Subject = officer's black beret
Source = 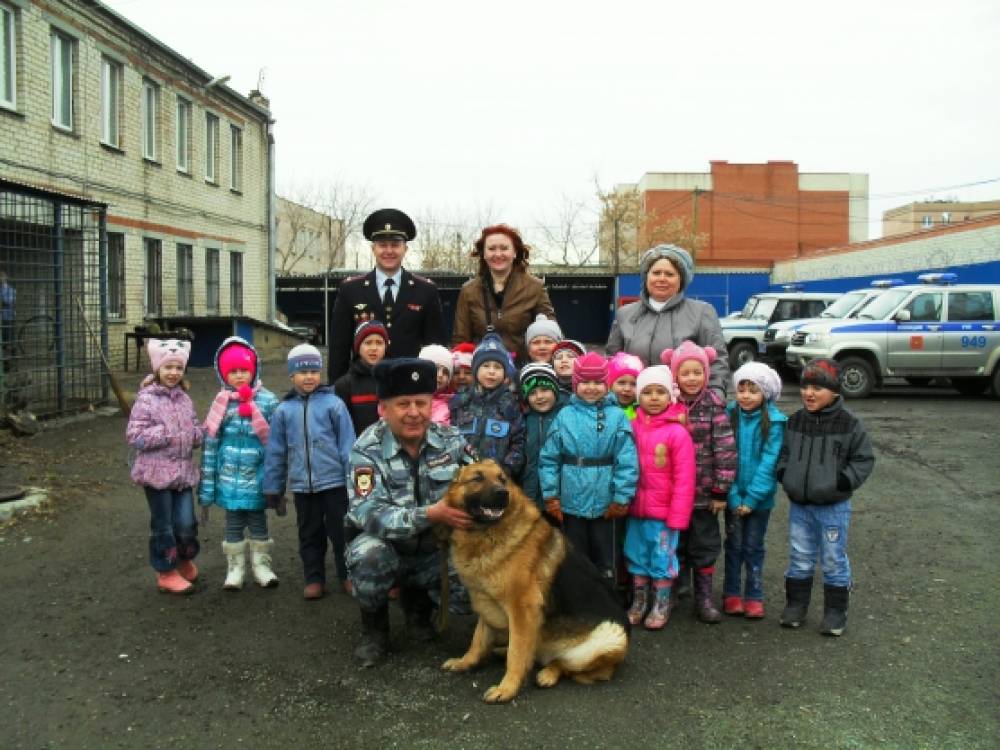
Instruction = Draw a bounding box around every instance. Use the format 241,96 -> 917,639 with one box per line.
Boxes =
363,208 -> 417,242
373,357 -> 436,399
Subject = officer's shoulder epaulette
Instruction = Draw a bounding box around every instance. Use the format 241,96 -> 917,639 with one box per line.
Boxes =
408,272 -> 436,286
343,273 -> 367,283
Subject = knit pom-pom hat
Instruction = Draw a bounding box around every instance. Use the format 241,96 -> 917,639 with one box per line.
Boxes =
572,352 -> 609,390
472,332 -> 515,378
218,341 -> 256,383
451,342 -> 475,371
353,320 -> 389,353
660,339 -> 716,377
525,314 -> 562,345
418,344 -> 454,377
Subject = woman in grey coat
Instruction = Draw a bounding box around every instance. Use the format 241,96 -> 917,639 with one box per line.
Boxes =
606,244 -> 730,399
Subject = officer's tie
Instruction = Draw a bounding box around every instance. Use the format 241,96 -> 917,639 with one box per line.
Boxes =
382,278 -> 394,320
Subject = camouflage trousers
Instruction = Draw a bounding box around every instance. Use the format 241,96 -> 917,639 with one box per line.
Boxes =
345,533 -> 472,614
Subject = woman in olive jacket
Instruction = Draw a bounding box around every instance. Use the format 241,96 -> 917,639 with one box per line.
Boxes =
451,224 -> 556,366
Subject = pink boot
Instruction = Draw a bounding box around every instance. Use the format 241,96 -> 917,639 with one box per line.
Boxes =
176,559 -> 199,582
157,570 -> 193,595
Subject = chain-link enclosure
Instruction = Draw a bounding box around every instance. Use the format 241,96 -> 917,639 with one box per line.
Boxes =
0,180 -> 108,418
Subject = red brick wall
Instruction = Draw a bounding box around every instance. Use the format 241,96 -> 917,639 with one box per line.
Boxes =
641,162 -> 851,266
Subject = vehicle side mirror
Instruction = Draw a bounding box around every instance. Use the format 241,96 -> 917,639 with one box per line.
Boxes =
893,309 -> 911,322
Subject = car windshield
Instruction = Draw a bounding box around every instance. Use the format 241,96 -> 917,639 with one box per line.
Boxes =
820,292 -> 865,318
740,297 -> 777,320
859,289 -> 910,319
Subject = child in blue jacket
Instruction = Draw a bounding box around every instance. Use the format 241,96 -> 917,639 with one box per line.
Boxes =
539,352 -> 638,583
199,337 -> 280,590
723,362 -> 787,619
264,344 -> 356,599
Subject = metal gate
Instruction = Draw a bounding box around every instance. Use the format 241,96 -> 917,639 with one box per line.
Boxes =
0,180 -> 108,418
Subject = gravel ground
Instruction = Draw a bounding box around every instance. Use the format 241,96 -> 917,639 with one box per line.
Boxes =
1,364 -> 998,749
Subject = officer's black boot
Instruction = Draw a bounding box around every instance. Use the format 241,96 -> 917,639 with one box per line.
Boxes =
355,606 -> 390,667
401,587 -> 436,642
819,585 -> 849,637
780,576 -> 813,628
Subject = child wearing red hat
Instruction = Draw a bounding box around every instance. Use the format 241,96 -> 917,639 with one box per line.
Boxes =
449,342 -> 475,392
539,352 -> 638,583
199,336 -> 280,591
334,320 -> 389,437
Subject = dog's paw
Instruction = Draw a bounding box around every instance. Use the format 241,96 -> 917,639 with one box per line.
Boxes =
441,657 -> 471,672
483,682 -> 518,703
535,665 -> 561,688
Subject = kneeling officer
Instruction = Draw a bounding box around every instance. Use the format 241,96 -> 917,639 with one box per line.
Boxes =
345,358 -> 476,667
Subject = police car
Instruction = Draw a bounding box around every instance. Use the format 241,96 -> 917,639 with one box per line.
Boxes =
784,274 -> 1000,398
760,280 -> 905,366
721,287 -> 840,369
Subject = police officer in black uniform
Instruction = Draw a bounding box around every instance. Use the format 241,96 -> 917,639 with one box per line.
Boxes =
328,209 -> 446,382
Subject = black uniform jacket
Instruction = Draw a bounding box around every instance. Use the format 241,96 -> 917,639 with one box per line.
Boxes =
328,268 -> 446,381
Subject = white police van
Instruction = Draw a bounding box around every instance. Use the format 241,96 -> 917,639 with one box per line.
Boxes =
760,280 -> 905,366
785,273 -> 1000,398
721,286 -> 840,369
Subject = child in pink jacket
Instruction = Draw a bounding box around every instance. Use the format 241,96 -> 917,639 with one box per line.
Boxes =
624,365 -> 696,630
125,338 -> 203,595
418,344 -> 454,425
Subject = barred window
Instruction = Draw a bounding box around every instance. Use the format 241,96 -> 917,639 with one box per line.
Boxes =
176,243 -> 193,314
206,247 -> 220,314
229,251 -> 243,315
107,232 -> 125,318
144,238 -> 162,316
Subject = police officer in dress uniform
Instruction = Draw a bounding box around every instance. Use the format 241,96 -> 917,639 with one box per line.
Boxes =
345,358 -> 476,667
328,209 -> 446,382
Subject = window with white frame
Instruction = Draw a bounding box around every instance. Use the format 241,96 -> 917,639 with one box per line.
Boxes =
50,30 -> 75,129
100,57 -> 122,147
1,2 -> 16,110
921,215 -> 933,229
205,112 -> 219,182
230,124 -> 243,191
144,238 -> 162,316
205,247 -> 220,314
141,79 -> 160,161
176,243 -> 193,314
176,96 -> 191,172
107,233 -> 126,318
229,251 -> 243,315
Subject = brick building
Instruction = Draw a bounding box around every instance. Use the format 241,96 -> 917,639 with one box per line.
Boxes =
882,200 -> 1000,237
608,161 -> 869,267
0,0 -> 276,366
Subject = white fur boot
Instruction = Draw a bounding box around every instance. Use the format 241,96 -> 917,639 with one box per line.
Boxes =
222,540 -> 247,590
249,539 -> 279,588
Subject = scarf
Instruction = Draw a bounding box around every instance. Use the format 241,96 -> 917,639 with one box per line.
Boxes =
204,384 -> 270,444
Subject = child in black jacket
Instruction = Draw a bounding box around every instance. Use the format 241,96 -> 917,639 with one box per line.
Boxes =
334,320 -> 388,438
776,358 -> 875,637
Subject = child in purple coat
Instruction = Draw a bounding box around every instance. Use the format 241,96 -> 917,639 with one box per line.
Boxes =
126,338 -> 203,595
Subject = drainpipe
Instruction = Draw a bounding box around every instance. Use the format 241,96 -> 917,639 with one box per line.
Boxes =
250,90 -> 276,322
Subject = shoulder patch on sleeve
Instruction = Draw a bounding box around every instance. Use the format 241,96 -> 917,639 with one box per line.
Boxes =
354,466 -> 375,497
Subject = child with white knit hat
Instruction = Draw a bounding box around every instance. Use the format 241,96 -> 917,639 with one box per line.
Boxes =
722,361 -> 787,618
418,343 -> 455,425
623,365 -> 696,629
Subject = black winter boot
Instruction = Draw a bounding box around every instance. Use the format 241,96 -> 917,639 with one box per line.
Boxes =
675,566 -> 692,599
354,606 -> 390,667
820,585 -> 849,637
401,587 -> 436,642
780,577 -> 813,628
693,571 -> 722,624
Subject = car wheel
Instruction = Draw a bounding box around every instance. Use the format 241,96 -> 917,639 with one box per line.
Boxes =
951,377 -> 990,397
728,342 -> 757,370
838,357 -> 875,399
904,377 -> 933,387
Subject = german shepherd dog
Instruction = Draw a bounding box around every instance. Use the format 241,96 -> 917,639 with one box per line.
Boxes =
441,460 -> 629,703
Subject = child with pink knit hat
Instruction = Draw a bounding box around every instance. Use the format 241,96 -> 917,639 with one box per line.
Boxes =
606,352 -> 644,420
126,338 -> 203,594
660,340 -> 737,623
199,336 -> 280,591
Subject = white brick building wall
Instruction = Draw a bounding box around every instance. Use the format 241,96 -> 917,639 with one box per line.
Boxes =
0,0 -> 272,363
772,217 -> 1000,283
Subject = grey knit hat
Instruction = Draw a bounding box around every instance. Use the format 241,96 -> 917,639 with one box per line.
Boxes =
640,244 -> 695,290
525,314 -> 562,345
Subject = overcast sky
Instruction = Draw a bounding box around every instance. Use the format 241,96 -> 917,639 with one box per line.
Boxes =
105,0 -> 1000,247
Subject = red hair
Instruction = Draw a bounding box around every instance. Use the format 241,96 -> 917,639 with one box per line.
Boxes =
472,224 -> 530,276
